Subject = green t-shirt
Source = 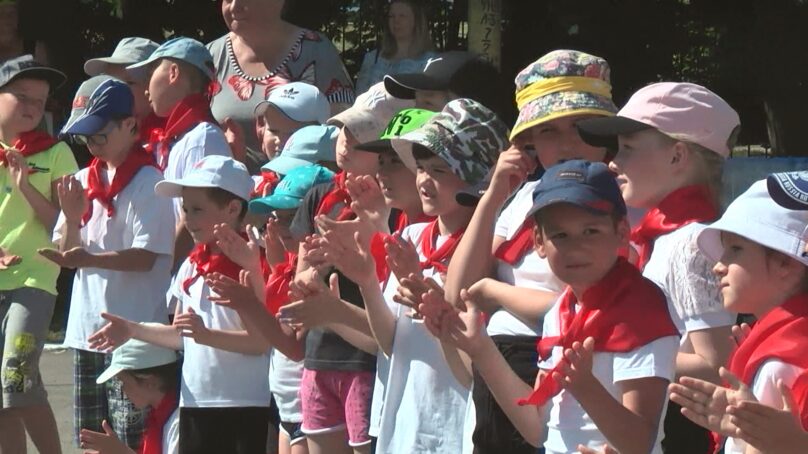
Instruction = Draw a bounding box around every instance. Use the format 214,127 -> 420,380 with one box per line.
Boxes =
0,141 -> 78,295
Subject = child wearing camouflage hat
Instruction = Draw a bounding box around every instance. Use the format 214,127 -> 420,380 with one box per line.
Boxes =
443,49 -> 618,453
313,98 -> 509,453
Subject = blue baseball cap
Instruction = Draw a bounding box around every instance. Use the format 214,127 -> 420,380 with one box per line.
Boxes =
263,125 -> 339,175
127,36 -> 215,81
61,79 -> 133,136
767,171 -> 808,211
528,159 -> 626,218
249,165 -> 335,213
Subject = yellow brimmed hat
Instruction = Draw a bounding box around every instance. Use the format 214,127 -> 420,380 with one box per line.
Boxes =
510,50 -> 617,141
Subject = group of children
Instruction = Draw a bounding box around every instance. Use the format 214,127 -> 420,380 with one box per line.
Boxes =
0,29 -> 807,454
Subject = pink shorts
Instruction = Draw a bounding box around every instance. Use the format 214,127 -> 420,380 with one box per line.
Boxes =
299,368 -> 373,447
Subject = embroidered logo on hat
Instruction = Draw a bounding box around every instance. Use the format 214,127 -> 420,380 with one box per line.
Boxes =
72,96 -> 88,109
280,87 -> 300,99
768,171 -> 808,209
557,170 -> 585,181
424,57 -> 443,71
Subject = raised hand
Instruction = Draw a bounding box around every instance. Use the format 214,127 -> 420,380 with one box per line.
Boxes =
315,215 -> 375,254
173,307 -> 210,343
262,217 -> 288,266
731,322 -> 752,347
554,337 -> 598,396
79,419 -> 130,454
669,367 -> 756,437
319,229 -> 375,285
440,288 -> 488,357
87,313 -> 135,352
56,174 -> 89,224
487,144 -> 538,197
345,174 -> 390,229
278,272 -> 341,330
393,273 -> 431,315
214,223 -> 262,272
418,284 -> 457,338
5,149 -> 30,190
384,235 -> 421,282
728,379 -> 808,454
0,247 -> 21,270
207,271 -> 262,311
38,246 -> 93,269
299,234 -> 328,270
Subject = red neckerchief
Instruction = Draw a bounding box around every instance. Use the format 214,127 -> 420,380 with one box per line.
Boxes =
495,218 -> 536,265
418,219 -> 465,274
264,253 -> 297,316
518,258 -> 678,406
138,113 -> 166,143
0,131 -> 57,167
253,169 -> 280,198
789,371 -> 808,430
182,237 -> 270,295
315,172 -> 355,221
145,94 -> 215,171
372,212 -> 434,282
631,185 -> 717,270
82,146 -> 155,226
728,293 -> 808,394
139,390 -> 177,454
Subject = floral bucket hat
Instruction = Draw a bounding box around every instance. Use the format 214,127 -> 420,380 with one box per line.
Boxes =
510,49 -> 618,141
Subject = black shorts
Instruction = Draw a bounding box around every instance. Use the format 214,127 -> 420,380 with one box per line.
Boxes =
662,401 -> 712,453
472,335 -> 542,454
279,421 -> 306,446
179,407 -> 271,454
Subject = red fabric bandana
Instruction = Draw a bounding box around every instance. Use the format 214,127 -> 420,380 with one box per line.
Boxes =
139,391 -> 177,454
145,94 -> 216,171
0,131 -> 57,166
518,258 -> 678,406
495,218 -> 536,265
82,146 -> 155,225
139,113 -> 166,143
418,219 -> 465,274
315,172 -> 355,221
253,169 -> 280,198
372,212 -> 435,282
183,243 -> 243,295
264,253 -> 297,316
631,185 -> 717,270
789,371 -> 808,430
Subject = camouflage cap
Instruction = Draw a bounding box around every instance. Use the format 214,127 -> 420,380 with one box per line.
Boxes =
511,49 -> 617,140
391,98 -> 510,185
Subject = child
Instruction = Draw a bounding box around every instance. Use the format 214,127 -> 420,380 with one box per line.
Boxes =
89,155 -> 272,454
79,337 -> 180,454
577,82 -> 740,452
668,179 -> 808,453
442,50 -> 617,454
263,125 -> 340,178
318,98 -> 509,453
42,78 -> 175,450
254,81 -> 330,160
424,159 -> 679,453
0,54 -> 75,454
83,36 -> 163,137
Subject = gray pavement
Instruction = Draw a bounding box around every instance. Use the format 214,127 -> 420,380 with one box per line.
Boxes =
26,347 -> 81,454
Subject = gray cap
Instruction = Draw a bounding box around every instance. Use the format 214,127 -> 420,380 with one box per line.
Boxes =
0,54 -> 66,90
85,37 -> 160,77
60,75 -> 117,138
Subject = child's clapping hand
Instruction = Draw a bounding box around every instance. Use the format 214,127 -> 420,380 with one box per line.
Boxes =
174,307 -> 211,343
384,235 -> 421,283
554,337 -> 598,396
279,271 -> 341,329
214,223 -> 262,273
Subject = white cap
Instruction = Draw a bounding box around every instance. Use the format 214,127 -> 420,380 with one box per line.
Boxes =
254,82 -> 330,124
327,81 -> 414,144
698,179 -> 808,266
96,336 -> 177,384
154,155 -> 254,201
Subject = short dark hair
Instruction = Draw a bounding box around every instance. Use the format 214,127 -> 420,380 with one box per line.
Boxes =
128,361 -> 180,394
412,143 -> 436,161
206,187 -> 248,220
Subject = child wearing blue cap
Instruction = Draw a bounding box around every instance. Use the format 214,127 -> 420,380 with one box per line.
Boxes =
41,78 -> 175,450
422,160 -> 680,454
127,37 -> 232,266
0,54 -> 75,454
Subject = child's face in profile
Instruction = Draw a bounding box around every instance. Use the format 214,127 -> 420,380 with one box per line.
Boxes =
259,106 -> 307,159
181,187 -> 242,244
415,155 -> 467,217
0,78 -> 49,135
104,65 -> 152,120
534,203 -> 628,294
609,129 -> 679,209
117,371 -> 158,410
522,114 -> 607,169
336,127 -> 378,175
377,150 -> 418,210
146,60 -> 184,117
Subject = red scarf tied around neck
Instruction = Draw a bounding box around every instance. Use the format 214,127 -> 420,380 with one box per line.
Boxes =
630,185 -> 717,270
417,219 -> 465,274
145,94 -> 215,171
82,146 -> 155,226
495,218 -> 536,265
518,258 -> 679,406
264,253 -> 297,316
315,172 -> 356,221
253,169 -> 280,198
140,391 -> 177,454
371,212 -> 435,282
183,236 -> 271,295
0,130 -> 57,167
727,293 -> 808,429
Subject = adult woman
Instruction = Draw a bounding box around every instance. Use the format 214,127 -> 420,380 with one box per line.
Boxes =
355,0 -> 435,95
208,0 -> 356,173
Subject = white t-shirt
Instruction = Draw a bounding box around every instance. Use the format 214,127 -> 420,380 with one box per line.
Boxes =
538,299 -> 679,454
269,349 -> 304,423
374,222 -> 469,454
641,223 -> 735,342
724,359 -> 805,453
490,179 -> 565,336
368,270 -> 401,437
55,166 -> 175,351
163,408 -> 180,454
170,258 -> 271,408
163,122 -> 231,221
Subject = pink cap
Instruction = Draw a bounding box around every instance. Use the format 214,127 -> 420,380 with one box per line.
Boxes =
578,82 -> 741,157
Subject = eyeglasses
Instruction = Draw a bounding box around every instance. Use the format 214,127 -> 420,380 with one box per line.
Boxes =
1,90 -> 47,110
70,122 -> 121,147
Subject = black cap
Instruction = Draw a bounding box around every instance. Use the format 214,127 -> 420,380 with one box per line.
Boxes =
383,51 -> 477,99
0,55 -> 66,90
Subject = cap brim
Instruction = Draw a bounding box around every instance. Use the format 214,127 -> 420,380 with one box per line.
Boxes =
62,114 -> 108,136
576,116 -> 653,148
5,67 -> 67,90
527,185 -> 622,219
767,174 -> 808,211
249,195 -> 302,213
154,179 -> 221,198
355,139 -> 393,153
455,178 -> 490,207
263,157 -> 316,176
84,57 -> 138,76
96,365 -> 123,384
385,73 -> 446,97
383,75 -> 417,99
389,138 -> 419,174
125,56 -> 159,81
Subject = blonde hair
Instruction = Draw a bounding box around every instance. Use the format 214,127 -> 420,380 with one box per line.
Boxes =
654,131 -> 724,208
379,0 -> 434,60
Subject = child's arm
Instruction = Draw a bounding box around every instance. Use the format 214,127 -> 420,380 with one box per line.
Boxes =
560,338 -> 669,454
444,146 -> 536,306
88,310 -> 183,351
39,247 -> 159,272
6,150 -> 61,230
469,278 -> 558,326
677,327 -> 735,382
174,306 -> 270,356
729,380 -> 808,454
